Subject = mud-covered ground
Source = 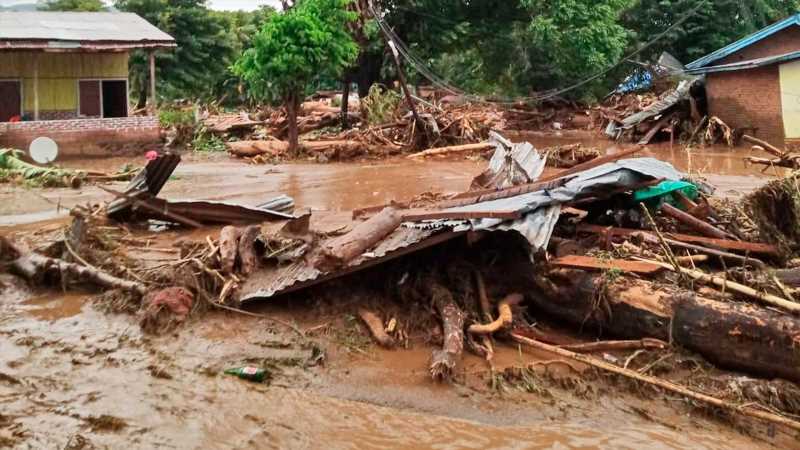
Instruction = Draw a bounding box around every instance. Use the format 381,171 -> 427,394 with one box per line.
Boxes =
0,135 -> 793,449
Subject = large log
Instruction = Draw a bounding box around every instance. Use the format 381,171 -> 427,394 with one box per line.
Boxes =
3,237 -> 146,297
531,268 -> 800,381
673,296 -> 800,382
407,142 -> 493,159
313,207 -> 402,270
531,268 -> 673,340
430,283 -> 465,382
227,140 -> 289,158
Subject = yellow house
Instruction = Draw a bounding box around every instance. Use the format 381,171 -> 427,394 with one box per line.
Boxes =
0,11 -> 175,122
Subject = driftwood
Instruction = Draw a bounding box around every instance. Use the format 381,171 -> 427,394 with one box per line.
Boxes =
559,338 -> 668,353
228,140 -> 289,158
358,308 -> 395,348
430,284 -> 465,382
468,293 -> 523,335
743,134 -> 800,170
663,238 -> 765,269
314,207 -> 402,270
219,226 -> 242,274
532,268 -> 800,380
660,203 -> 732,240
3,237 -> 146,297
407,142 -> 493,159
237,225 -> 261,276
510,333 -> 800,432
641,258 -> 800,314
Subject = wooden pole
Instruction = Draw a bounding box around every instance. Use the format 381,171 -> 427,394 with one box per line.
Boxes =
33,53 -> 40,121
387,41 -> 423,129
660,203 -> 732,240
510,333 -> 800,432
149,50 -> 157,110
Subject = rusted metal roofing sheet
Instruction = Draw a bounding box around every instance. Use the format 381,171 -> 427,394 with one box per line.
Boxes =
687,50 -> 800,75
0,12 -> 175,49
239,228 -> 460,302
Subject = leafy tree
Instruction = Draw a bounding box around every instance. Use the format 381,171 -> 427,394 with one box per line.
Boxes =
623,0 -> 800,65
39,0 -> 107,11
116,0 -> 245,104
233,0 -> 358,152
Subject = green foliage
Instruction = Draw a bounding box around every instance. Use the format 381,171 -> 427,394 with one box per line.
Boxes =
360,84 -> 401,125
622,0 -> 800,65
158,108 -> 195,128
191,131 -> 226,152
39,0 -> 107,11
233,0 -> 359,104
116,0 -> 276,104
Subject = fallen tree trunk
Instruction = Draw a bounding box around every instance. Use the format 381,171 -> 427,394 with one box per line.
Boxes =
219,226 -> 241,274
673,296 -> 800,383
237,225 -> 261,276
358,308 -> 395,348
227,140 -> 289,158
430,284 -> 465,382
531,268 -> 800,381
407,142 -> 493,159
313,207 -> 402,271
3,237 -> 146,297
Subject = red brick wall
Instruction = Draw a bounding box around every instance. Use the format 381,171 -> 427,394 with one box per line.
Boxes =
706,65 -> 784,144
718,26 -> 800,65
0,116 -> 162,157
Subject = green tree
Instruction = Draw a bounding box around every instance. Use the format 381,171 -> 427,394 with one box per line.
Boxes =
116,0 -> 240,104
39,0 -> 107,11
623,0 -> 800,65
233,0 -> 358,152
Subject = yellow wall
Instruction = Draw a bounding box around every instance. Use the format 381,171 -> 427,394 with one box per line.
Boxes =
780,60 -> 800,140
0,52 -> 129,113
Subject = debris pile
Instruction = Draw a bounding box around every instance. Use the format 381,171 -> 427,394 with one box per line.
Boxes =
4,133 -> 800,436
0,148 -> 138,188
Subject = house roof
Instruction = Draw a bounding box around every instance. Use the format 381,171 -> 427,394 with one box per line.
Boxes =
686,13 -> 800,70
687,50 -> 800,75
0,12 -> 175,51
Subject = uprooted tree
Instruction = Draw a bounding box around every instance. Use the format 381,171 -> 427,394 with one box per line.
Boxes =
233,0 -> 359,153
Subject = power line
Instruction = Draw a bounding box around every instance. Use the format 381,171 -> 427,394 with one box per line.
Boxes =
368,1 -> 707,104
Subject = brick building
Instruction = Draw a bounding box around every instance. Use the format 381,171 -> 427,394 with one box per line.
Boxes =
687,14 -> 800,146
0,12 -> 175,156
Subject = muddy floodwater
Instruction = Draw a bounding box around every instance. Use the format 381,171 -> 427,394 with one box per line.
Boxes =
0,134 -> 788,449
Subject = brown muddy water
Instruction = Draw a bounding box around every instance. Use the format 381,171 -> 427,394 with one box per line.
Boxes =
0,136 -> 780,227
0,275 -> 774,449
0,136 -> 789,449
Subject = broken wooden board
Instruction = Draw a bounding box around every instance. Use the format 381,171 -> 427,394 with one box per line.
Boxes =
550,255 -> 663,274
576,224 -> 780,256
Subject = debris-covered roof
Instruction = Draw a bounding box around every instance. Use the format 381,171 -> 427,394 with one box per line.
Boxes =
687,50 -> 800,75
0,12 -> 175,50
239,228 -> 460,302
686,13 -> 800,70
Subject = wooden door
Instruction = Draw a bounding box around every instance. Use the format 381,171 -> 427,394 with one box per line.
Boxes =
79,80 -> 101,117
0,81 -> 21,122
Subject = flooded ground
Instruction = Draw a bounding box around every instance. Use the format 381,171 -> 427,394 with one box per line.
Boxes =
0,134 -> 791,449
0,274 -> 776,449
0,134 -> 779,227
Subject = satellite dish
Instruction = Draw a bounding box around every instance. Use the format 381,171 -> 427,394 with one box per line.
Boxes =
29,137 -> 59,165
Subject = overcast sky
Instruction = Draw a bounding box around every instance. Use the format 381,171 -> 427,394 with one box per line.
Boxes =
0,0 -> 283,11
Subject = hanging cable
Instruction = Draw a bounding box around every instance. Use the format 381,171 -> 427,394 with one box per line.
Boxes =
368,0 -> 707,104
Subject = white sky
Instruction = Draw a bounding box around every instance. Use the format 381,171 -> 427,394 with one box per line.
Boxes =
0,0 -> 282,11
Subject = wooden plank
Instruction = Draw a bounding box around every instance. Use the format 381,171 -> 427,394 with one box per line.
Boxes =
576,224 -> 779,255
550,255 -> 663,274
401,209 -> 522,221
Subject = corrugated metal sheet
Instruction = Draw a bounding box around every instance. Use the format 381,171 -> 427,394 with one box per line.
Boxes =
687,50 -> 800,74
0,12 -> 175,46
686,13 -> 800,70
619,80 -> 695,129
409,157 -> 684,251
239,228 -> 459,302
